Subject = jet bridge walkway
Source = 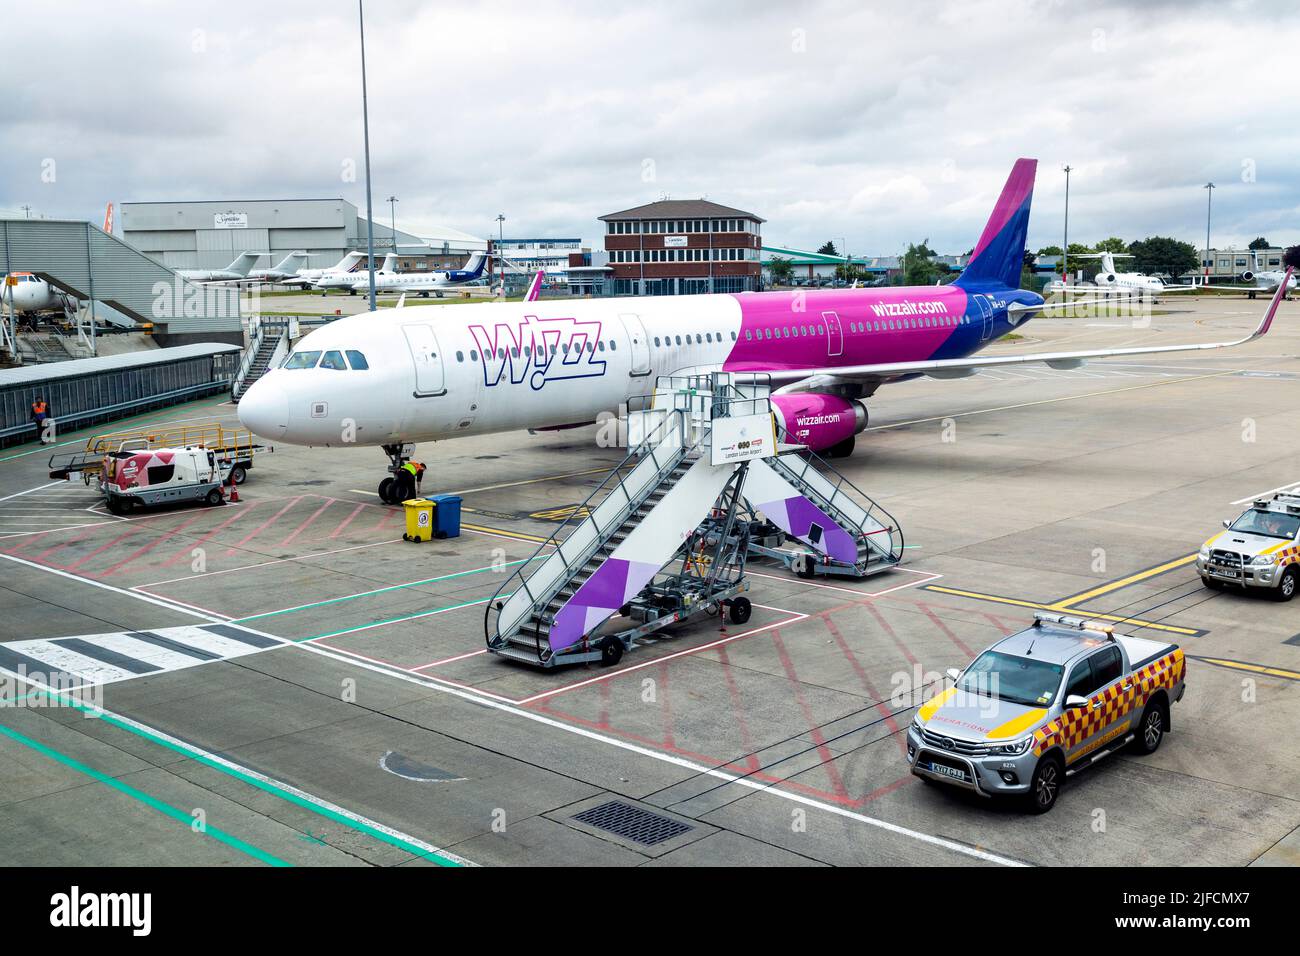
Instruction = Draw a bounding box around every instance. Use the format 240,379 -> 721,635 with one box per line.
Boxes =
484,373 -> 905,668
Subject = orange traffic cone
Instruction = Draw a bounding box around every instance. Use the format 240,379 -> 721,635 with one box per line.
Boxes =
228,476 -> 239,503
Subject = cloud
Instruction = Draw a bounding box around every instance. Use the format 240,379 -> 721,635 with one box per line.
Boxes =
1,0 -> 1296,254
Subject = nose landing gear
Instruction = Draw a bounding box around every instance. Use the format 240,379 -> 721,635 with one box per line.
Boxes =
378,442 -> 418,505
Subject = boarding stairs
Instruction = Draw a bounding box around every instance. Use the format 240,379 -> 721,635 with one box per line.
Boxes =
749,432 -> 904,577
232,319 -> 289,402
484,373 -> 906,668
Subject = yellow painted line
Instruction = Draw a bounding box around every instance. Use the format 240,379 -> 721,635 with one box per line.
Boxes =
1193,657 -> 1300,682
460,522 -> 550,544
924,585 -> 1199,636
1049,554 -> 1199,609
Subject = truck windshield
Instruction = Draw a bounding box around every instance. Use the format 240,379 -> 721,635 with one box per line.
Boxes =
1230,509 -> 1300,540
957,651 -> 1064,708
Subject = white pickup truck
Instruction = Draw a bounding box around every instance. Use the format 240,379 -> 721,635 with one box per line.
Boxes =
908,612 -> 1187,813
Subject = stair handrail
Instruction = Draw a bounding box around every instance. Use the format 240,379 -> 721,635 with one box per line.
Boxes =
232,317 -> 264,398
769,421 -> 905,563
484,403 -> 695,653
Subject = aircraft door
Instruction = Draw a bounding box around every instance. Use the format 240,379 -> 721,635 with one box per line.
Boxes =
976,295 -> 994,341
822,311 -> 844,357
402,323 -> 447,396
617,313 -> 651,376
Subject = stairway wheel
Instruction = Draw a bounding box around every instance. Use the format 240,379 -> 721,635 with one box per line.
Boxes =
599,637 -> 624,667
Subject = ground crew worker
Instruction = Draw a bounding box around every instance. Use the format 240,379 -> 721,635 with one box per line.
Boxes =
397,460 -> 426,500
31,397 -> 51,443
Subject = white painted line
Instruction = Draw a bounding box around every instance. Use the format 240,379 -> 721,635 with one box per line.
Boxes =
134,538 -> 402,589
1232,481 -> 1300,506
747,568 -> 942,599
413,648 -> 489,670
297,640 -> 1025,866
0,481 -> 64,503
514,607 -> 810,706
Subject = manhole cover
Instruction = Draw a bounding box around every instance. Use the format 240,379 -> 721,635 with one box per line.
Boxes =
571,801 -> 692,846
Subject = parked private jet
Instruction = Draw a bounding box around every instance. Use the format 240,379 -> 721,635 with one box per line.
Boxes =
279,251 -> 369,289
177,252 -> 264,284
312,252 -> 488,296
245,251 -> 310,284
1052,252 -> 1199,300
1199,250 -> 1298,299
238,159 -> 1290,503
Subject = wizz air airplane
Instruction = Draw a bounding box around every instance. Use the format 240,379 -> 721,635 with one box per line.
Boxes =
312,252 -> 488,296
237,159 -> 1291,503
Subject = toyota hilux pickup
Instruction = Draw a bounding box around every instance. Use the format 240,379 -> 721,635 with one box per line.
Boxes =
1198,492 -> 1300,601
907,612 -> 1186,813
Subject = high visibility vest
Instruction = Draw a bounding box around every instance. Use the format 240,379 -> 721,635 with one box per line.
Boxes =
32,401 -> 47,415
402,461 -> 419,477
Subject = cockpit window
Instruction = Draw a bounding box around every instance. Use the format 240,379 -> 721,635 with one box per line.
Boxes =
283,350 -> 322,369
319,350 -> 347,371
345,350 -> 369,370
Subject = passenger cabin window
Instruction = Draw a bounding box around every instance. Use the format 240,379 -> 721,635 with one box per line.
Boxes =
320,350 -> 347,370
345,350 -> 369,370
284,350 -> 322,369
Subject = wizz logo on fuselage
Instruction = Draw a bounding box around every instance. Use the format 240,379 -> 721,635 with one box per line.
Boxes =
468,315 -> 606,391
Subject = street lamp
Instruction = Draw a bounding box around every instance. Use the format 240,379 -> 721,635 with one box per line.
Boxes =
358,0 -> 376,311
495,213 -> 506,288
1062,165 -> 1073,286
387,195 -> 398,254
1203,182 -> 1215,280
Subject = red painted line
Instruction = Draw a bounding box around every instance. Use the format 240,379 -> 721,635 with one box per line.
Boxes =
983,612 -> 1019,636
61,527 -> 143,573
226,496 -> 303,556
658,661 -> 676,750
917,602 -> 976,658
716,644 -> 760,771
279,498 -> 335,547
328,503 -> 367,540
375,508 -> 400,532
823,617 -> 907,756
863,601 -> 917,667
1,532 -> 47,554
160,501 -> 258,567
93,511 -> 209,578
770,630 -> 851,801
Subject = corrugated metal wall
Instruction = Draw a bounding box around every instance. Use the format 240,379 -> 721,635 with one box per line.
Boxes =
1,218 -> 242,334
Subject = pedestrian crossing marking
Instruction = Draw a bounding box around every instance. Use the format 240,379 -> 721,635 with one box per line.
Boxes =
0,623 -> 287,689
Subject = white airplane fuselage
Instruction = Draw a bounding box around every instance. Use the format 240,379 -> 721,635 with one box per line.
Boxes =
2,273 -> 65,312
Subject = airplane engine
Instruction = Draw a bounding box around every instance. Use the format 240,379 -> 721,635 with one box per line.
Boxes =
1240,270 -> 1255,283
770,393 -> 868,457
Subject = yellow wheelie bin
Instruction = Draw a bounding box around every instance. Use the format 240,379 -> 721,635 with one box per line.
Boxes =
402,498 -> 436,542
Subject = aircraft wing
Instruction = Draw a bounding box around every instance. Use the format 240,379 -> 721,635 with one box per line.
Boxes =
766,270 -> 1289,389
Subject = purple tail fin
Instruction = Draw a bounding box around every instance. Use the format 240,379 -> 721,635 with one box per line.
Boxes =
954,159 -> 1037,290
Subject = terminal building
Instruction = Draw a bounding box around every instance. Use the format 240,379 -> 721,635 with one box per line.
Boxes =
117,198 -> 487,274
599,200 -> 764,296
493,238 -> 583,283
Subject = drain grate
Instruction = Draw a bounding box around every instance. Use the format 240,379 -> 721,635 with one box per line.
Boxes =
572,801 -> 693,846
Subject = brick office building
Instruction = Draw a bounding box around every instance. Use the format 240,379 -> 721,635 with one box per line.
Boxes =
599,199 -> 764,296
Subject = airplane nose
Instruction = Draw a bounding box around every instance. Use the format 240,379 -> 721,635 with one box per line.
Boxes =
238,379 -> 289,440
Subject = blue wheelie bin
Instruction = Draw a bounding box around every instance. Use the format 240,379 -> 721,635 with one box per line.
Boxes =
428,494 -> 462,539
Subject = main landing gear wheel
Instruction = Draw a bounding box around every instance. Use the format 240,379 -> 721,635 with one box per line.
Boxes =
727,597 -> 752,625
378,476 -> 395,504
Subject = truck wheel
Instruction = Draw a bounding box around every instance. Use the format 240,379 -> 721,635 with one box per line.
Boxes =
728,597 -> 752,625
106,497 -> 125,515
1025,754 -> 1063,814
599,637 -> 624,667
1130,700 -> 1168,755
229,464 -> 247,485
1272,567 -> 1298,602
1201,576 -> 1223,591
205,489 -> 225,507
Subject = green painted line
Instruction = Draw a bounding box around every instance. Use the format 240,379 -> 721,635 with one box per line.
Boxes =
0,397 -> 227,463
33,691 -> 465,867
232,557 -> 533,624
297,596 -> 493,642
0,719 -> 289,867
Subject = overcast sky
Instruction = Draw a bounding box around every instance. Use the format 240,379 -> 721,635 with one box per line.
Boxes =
2,0 -> 1297,255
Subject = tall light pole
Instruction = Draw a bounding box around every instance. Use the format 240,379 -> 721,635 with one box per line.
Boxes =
495,213 -> 506,288
358,0 -> 376,311
1062,165 -> 1073,286
1203,182 -> 1215,280
386,195 -> 398,253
